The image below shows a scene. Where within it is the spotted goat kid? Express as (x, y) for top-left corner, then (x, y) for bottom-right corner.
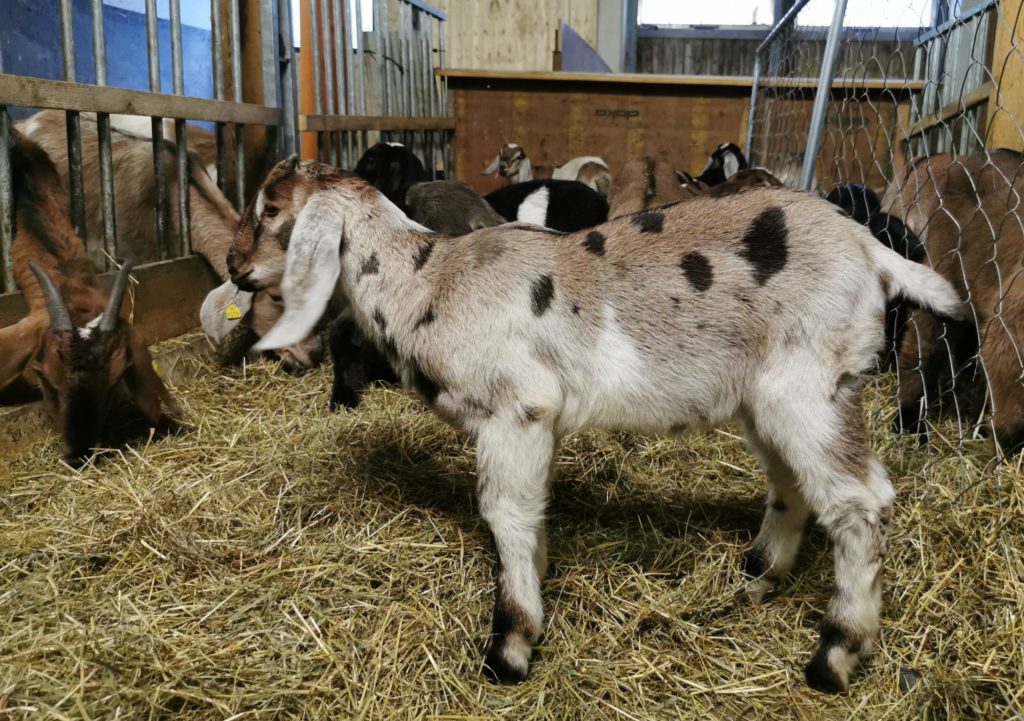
(249, 157), (965, 693)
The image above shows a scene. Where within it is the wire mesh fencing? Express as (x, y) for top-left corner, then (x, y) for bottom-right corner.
(748, 0), (1024, 464)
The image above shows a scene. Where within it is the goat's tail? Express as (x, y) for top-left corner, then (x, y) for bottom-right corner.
(867, 240), (967, 322)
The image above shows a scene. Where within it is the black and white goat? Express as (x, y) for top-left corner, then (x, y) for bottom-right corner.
(825, 183), (926, 369)
(353, 141), (429, 212)
(482, 143), (612, 196)
(485, 179), (608, 232)
(244, 156), (966, 693)
(696, 142), (749, 186)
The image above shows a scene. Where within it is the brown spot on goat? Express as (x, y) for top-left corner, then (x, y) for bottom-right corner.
(740, 206), (788, 285)
(531, 274), (555, 316)
(634, 209), (664, 234)
(583, 230), (606, 256)
(679, 252), (713, 292)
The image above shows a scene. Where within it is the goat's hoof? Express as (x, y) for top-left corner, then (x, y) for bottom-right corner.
(741, 578), (774, 605)
(483, 635), (531, 684)
(805, 645), (853, 694)
(328, 388), (360, 411)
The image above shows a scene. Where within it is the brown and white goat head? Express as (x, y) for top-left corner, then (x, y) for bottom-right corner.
(227, 154), (308, 291)
(481, 143), (528, 181)
(25, 262), (175, 464)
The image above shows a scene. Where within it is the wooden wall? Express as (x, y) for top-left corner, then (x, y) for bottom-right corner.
(430, 0), (598, 72)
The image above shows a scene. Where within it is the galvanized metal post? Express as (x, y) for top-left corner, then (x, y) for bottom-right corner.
(89, 0), (119, 267)
(746, 52), (762, 163)
(144, 0), (172, 259)
(229, 0), (246, 207)
(309, 0), (325, 160)
(276, 0), (301, 158)
(170, 0), (192, 257)
(59, 0), (87, 240)
(799, 0), (848, 191)
(355, 0), (368, 156)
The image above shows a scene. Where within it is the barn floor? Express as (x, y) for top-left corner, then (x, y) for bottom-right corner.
(1, 346), (1021, 720)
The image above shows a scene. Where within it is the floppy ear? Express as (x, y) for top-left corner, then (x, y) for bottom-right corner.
(0, 314), (47, 391)
(124, 330), (179, 424)
(253, 194), (344, 352)
(481, 154), (501, 176)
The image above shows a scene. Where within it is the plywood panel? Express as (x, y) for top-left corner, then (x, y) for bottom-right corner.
(431, 0), (598, 72)
(987, 0), (1024, 148)
(450, 75), (751, 195)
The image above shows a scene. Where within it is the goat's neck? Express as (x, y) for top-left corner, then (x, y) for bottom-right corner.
(338, 212), (435, 342)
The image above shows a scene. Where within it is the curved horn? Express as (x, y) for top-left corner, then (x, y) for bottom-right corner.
(100, 261), (133, 333)
(28, 260), (73, 333)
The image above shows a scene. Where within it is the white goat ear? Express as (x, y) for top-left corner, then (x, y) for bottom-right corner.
(481, 154), (501, 176)
(723, 153), (740, 180)
(253, 195), (343, 352)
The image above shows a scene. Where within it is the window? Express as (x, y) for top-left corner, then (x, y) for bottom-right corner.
(797, 0), (933, 27)
(638, 0), (774, 27)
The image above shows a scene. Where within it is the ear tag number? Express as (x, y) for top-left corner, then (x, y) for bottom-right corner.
(225, 304), (242, 320)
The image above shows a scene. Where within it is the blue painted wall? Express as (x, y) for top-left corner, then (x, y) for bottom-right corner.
(2, 0), (214, 120)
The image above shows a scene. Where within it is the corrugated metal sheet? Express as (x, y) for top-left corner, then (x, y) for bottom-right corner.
(430, 0), (598, 71)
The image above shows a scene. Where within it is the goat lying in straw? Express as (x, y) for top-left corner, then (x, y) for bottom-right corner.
(0, 130), (177, 464)
(247, 155), (965, 693)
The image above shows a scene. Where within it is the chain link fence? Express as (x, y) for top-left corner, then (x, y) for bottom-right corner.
(748, 0), (1024, 463)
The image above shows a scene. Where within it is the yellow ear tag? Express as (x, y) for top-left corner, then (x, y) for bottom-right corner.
(152, 360), (163, 377)
(225, 304), (242, 320)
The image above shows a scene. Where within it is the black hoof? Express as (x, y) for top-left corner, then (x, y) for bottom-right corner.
(741, 546), (768, 578)
(328, 386), (360, 411)
(483, 641), (528, 684)
(805, 649), (847, 694)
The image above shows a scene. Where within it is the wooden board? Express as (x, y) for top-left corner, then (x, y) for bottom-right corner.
(987, 0), (1024, 148)
(429, 0), (598, 73)
(0, 256), (219, 344)
(0, 75), (280, 126)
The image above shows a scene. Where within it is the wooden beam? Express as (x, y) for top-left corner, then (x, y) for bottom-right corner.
(987, 0), (1024, 148)
(437, 68), (926, 91)
(904, 81), (994, 139)
(301, 114), (456, 132)
(0, 75), (280, 126)
(0, 257), (219, 343)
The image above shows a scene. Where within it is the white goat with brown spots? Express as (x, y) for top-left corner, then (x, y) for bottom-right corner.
(247, 157), (965, 693)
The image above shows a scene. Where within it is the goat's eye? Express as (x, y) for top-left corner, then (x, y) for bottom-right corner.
(264, 206), (279, 219)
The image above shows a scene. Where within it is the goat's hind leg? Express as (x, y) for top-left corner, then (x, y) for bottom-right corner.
(476, 419), (556, 683)
(740, 423), (811, 603)
(753, 380), (894, 693)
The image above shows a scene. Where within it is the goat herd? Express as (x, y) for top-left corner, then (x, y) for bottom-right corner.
(1, 112), (1020, 694)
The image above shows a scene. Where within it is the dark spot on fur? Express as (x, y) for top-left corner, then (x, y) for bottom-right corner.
(738, 293), (753, 307)
(634, 210), (664, 233)
(583, 231), (606, 256)
(372, 308), (387, 331)
(670, 296), (680, 307)
(411, 362), (442, 405)
(359, 252), (380, 279)
(679, 252), (713, 292)
(531, 274), (555, 316)
(523, 406), (540, 423)
(771, 498), (788, 513)
(697, 322), (707, 331)
(414, 306), (435, 330)
(571, 304), (580, 315)
(739, 206), (788, 285)
(414, 239), (435, 270)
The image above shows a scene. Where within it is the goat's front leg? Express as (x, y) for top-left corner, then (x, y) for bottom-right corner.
(476, 420), (555, 683)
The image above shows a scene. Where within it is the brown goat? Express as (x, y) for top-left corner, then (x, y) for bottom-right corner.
(608, 158), (688, 218)
(0, 130), (177, 464)
(883, 150), (1024, 454)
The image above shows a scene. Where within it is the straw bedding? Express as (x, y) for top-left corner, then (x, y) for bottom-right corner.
(1, 347), (1022, 720)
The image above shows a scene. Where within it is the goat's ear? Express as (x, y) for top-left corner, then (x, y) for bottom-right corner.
(124, 330), (178, 424)
(481, 154), (501, 176)
(0, 314), (47, 391)
(253, 194), (343, 351)
(283, 153), (299, 174)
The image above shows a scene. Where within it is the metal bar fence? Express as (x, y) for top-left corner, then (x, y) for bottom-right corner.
(0, 0), (296, 294)
(748, 0), (1024, 464)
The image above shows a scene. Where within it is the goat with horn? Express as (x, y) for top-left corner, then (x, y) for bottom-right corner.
(0, 129), (178, 465)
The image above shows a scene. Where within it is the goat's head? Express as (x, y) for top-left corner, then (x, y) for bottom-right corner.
(697, 143), (749, 186)
(228, 154), (306, 291)
(482, 143), (527, 179)
(353, 142), (428, 207)
(27, 262), (171, 465)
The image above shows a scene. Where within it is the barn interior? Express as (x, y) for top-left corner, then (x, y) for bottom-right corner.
(1, 1), (1023, 718)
